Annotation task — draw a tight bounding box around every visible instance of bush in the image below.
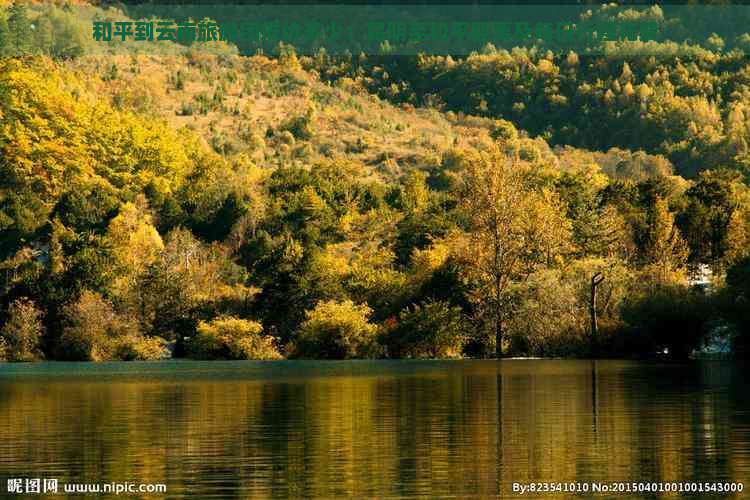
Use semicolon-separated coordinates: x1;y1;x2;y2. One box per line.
724;256;750;355
0;298;44;362
187;316;282;360
620;284;715;359
294;300;381;359
278;107;315;141
58;291;137;361
490;119;518;143
114;335;169;361
384;300;466;358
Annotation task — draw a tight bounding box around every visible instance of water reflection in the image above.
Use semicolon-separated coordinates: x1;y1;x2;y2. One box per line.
0;360;747;498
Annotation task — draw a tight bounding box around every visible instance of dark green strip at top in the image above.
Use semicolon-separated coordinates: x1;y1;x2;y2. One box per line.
4;4;750;55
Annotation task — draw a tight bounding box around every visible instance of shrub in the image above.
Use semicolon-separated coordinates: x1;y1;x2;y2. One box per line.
114;335;169;361
0;298;44;362
58;291;137;361
278;43;301;70
384;300;466;358
278;108;315;141
490;119;518;143
620;284;714;359
187;316;282;360
294;300;381;359
277;130;296;146
178;101;194;116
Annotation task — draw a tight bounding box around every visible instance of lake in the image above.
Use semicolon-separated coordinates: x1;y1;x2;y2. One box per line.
0;360;748;498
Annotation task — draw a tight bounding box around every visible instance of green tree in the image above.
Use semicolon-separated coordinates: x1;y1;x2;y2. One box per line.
7;4;32;55
725;256;750;355
0;13;9;56
35;16;53;56
678;170;749;272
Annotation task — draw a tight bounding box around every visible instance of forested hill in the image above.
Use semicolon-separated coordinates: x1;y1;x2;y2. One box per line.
1;3;750;362
317;52;750;180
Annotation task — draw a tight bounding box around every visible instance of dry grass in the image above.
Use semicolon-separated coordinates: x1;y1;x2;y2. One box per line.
65;54;495;181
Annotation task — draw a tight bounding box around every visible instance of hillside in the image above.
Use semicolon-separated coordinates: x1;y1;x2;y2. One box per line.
1;2;750;362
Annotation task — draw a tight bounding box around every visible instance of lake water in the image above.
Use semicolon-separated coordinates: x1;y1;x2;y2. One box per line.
0;360;748;499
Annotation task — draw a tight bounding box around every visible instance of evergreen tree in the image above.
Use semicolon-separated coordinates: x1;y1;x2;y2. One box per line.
7;4;32;55
0;14;9;56
35;16;52;56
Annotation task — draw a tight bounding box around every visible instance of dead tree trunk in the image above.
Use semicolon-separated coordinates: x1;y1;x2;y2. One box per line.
590;272;605;357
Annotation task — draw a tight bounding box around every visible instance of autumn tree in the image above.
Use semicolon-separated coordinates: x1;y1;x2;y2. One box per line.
134;226;249;344
105;199;165;317
58;291;135;361
0;297;44;361
457;150;572;357
642;197;689;284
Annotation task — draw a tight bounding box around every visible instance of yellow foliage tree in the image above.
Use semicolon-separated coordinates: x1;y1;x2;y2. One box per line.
105;199;164;308
456;150;572;357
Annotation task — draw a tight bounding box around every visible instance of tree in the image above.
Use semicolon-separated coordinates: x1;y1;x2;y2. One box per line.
678;170;749;273
0;13;9;56
35;15;53;55
7;4;32;55
58;291;136;361
621;284;712;359
505;268;585;357
0;297;44;361
457;151;572;357
105;200;164;314
294;300;380;359
134;226;248;344
642;197;688;284
725;256;750;355
58;290;167;361
554;171;629;258
396;170;430;214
